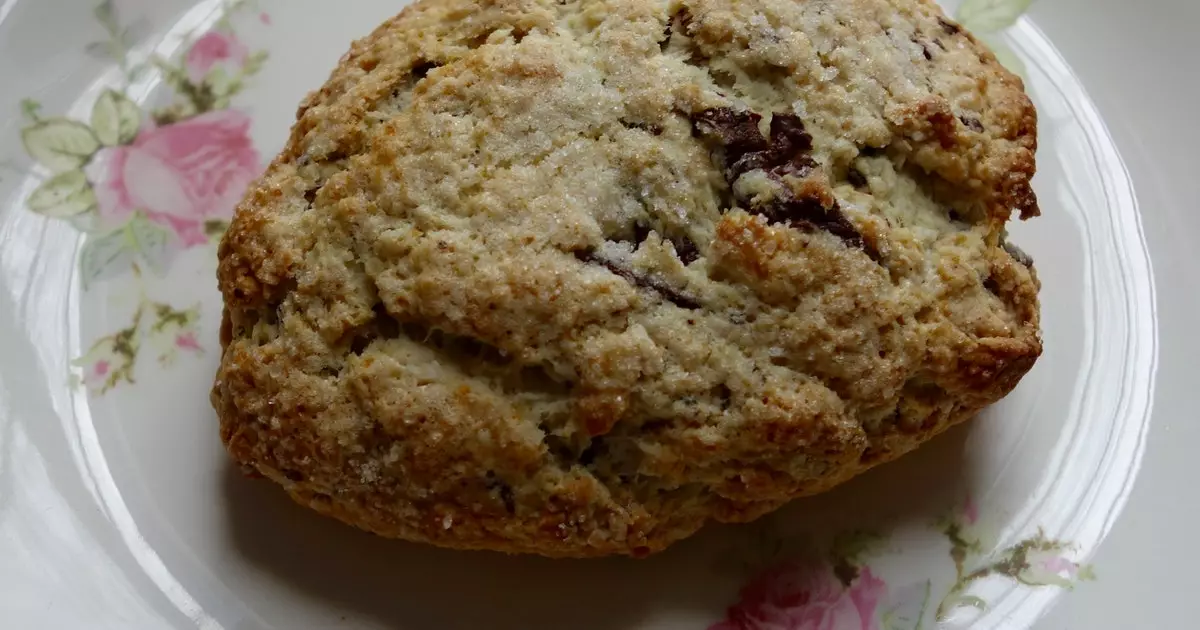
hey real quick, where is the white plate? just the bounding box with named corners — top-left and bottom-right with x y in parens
top-left (0, 1), bottom-right (1193, 628)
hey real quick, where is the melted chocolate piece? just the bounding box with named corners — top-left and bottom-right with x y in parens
top-left (767, 113), bottom-right (814, 156)
top-left (691, 108), bottom-right (769, 169)
top-left (982, 275), bottom-right (1002, 296)
top-left (621, 221), bottom-right (701, 266)
top-left (620, 119), bottom-right (664, 135)
top-left (757, 192), bottom-right (865, 250)
top-left (670, 235), bottom-right (701, 265)
top-left (574, 250), bottom-right (701, 309)
top-left (693, 109), bottom-right (817, 181)
top-left (411, 60), bottom-right (441, 78)
top-left (959, 115), bottom-right (984, 132)
top-left (631, 221), bottom-right (652, 245)
top-left (690, 107), bottom-right (869, 253)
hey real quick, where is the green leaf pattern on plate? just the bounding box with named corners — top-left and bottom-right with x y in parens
top-left (123, 212), bottom-right (173, 273)
top-left (78, 213), bottom-right (174, 291)
top-left (17, 0), bottom-right (271, 395)
top-left (21, 119), bottom-right (100, 171)
top-left (78, 225), bottom-right (135, 289)
top-left (73, 298), bottom-right (203, 393)
top-left (27, 170), bottom-right (96, 218)
top-left (90, 89), bottom-right (141, 146)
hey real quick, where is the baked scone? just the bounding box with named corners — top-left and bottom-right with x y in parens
top-left (212, 0), bottom-right (1041, 557)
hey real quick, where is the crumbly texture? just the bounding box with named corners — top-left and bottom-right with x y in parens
top-left (212, 0), bottom-right (1041, 557)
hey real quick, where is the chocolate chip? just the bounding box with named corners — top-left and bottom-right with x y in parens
top-left (847, 168), bottom-right (868, 189)
top-left (756, 192), bottom-right (865, 250)
top-left (921, 43), bottom-right (934, 60)
top-left (619, 119), bottom-right (663, 135)
top-left (959, 115), bottom-right (984, 132)
top-left (578, 439), bottom-right (603, 466)
top-left (486, 472), bottom-right (516, 513)
top-left (350, 335), bottom-right (372, 355)
top-left (632, 221), bottom-right (652, 244)
top-left (670, 235), bottom-right (701, 265)
top-left (691, 108), bottom-right (818, 182)
top-left (498, 483), bottom-right (515, 513)
top-left (411, 60), bottom-right (441, 79)
top-left (574, 249), bottom-right (701, 309)
top-left (690, 107), bottom-right (869, 253)
top-left (983, 276), bottom-right (1001, 295)
top-left (938, 17), bottom-right (962, 35)
top-left (767, 113), bottom-right (814, 162)
top-left (691, 108), bottom-right (769, 169)
top-left (619, 221), bottom-right (699, 265)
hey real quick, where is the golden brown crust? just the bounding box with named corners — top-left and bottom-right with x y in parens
top-left (212, 0), bottom-right (1041, 557)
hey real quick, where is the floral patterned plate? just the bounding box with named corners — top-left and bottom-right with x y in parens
top-left (4, 0), bottom-right (1195, 629)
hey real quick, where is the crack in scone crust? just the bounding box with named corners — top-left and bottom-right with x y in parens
top-left (212, 0), bottom-right (1042, 558)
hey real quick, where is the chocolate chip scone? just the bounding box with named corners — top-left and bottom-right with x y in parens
top-left (212, 0), bottom-right (1041, 557)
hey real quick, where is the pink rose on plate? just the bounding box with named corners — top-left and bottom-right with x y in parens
top-left (83, 358), bottom-right (112, 390)
top-left (711, 562), bottom-right (886, 630)
top-left (175, 331), bottom-right (202, 352)
top-left (85, 109), bottom-right (259, 247)
top-left (73, 333), bottom-right (135, 393)
top-left (1017, 548), bottom-right (1086, 587)
top-left (185, 30), bottom-right (249, 84)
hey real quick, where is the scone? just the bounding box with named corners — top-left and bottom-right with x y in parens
top-left (212, 0), bottom-right (1041, 557)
